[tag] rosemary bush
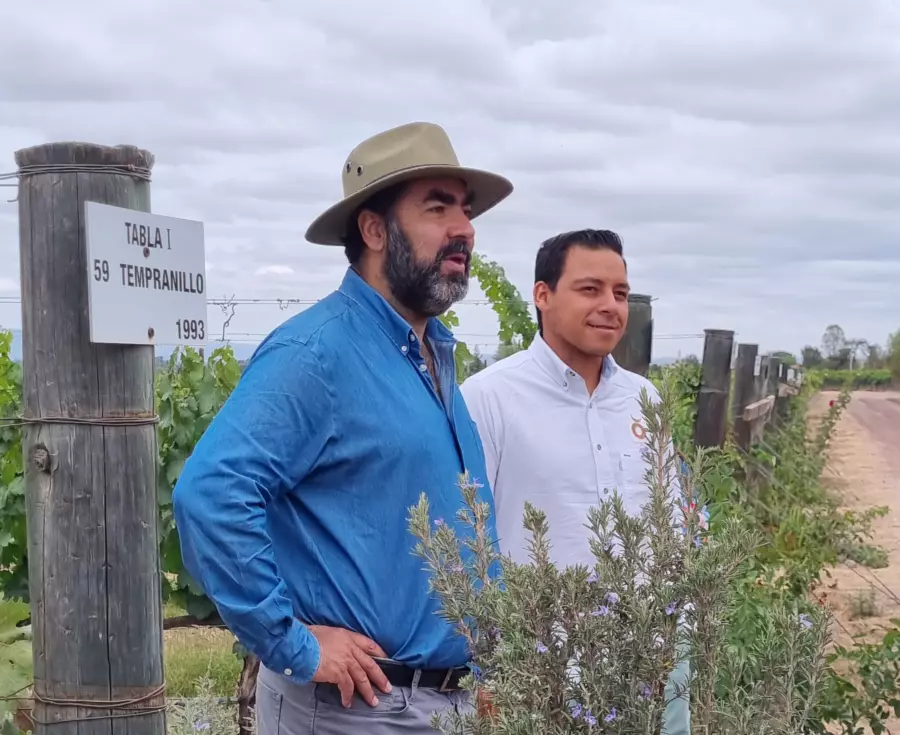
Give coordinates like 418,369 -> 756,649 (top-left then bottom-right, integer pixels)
409,376 -> 831,734
165,676 -> 239,734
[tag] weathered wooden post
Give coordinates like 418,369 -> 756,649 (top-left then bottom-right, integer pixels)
765,355 -> 781,428
611,293 -> 652,375
693,328 -> 735,448
731,343 -> 759,452
16,143 -> 170,734
754,354 -> 770,406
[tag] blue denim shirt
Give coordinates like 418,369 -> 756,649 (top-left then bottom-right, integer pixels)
172,267 -> 495,684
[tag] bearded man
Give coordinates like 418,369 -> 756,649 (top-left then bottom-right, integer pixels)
172,122 -> 513,735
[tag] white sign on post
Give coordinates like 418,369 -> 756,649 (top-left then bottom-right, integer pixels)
753,355 -> 762,377
84,201 -> 207,346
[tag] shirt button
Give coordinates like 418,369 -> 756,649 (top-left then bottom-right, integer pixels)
284,668 -> 292,676
596,444 -> 602,451
401,345 -> 408,354
419,364 -> 427,372
409,334 -> 417,342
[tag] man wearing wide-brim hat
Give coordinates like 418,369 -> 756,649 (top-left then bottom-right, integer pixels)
173,122 -> 513,734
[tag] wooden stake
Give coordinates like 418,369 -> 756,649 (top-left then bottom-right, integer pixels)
16,142 -> 165,735
611,293 -> 653,375
693,328 -> 735,448
731,343 -> 759,452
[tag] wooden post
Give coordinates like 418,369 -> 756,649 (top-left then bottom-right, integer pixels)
773,362 -> 791,426
16,143 -> 165,734
764,355 -> 780,428
693,328 -> 735,448
611,293 -> 652,375
731,343 -> 759,452
754,355 -> 770,407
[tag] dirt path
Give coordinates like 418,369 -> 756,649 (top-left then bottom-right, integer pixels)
812,390 -> 900,648
812,390 -> 900,733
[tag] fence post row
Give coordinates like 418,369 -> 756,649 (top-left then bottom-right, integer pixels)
16,142 -> 166,734
692,333 -> 803,455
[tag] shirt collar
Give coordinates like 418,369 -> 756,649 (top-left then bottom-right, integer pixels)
338,267 -> 456,349
527,332 -> 618,390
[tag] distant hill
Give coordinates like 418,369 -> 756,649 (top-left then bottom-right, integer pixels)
3,328 -> 259,364
4,327 -> 682,369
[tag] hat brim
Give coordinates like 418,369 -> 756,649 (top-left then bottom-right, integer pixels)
304,164 -> 514,246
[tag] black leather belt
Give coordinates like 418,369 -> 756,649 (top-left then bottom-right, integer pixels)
375,659 -> 468,692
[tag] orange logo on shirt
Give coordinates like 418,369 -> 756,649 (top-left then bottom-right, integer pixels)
631,419 -> 646,440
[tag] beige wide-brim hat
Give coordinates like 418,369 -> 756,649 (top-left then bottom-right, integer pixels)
305,122 -> 514,246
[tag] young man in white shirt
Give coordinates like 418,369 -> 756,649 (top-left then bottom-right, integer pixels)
460,229 -> 690,734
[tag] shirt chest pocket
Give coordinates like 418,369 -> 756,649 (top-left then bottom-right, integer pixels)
609,436 -> 653,508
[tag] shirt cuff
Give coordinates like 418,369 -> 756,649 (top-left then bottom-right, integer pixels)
265,620 -> 322,684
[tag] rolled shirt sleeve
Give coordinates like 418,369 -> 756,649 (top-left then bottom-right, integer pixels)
172,338 -> 333,683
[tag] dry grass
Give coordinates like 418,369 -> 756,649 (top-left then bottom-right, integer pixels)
164,602 -> 242,698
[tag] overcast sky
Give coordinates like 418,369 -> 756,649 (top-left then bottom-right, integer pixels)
1,0 -> 898,360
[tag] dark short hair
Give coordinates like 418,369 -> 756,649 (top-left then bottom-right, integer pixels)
341,182 -> 410,265
534,229 -> 626,332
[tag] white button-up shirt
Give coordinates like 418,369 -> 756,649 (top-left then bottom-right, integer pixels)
460,334 -> 662,568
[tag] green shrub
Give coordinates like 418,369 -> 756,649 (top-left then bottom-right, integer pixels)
812,369 -> 892,390
409,377 -> 831,734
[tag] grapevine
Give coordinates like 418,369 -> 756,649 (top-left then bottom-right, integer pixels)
156,345 -> 242,619
0,332 -> 26,603
470,253 -> 537,350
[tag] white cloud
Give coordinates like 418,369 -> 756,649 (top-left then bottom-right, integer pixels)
254,265 -> 295,277
1,0 -> 898,359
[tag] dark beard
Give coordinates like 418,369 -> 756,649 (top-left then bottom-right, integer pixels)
382,217 -> 470,318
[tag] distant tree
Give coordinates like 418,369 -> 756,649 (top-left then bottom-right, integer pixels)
822,324 -> 846,358
825,348 -> 852,371
801,346 -> 824,368
679,354 -> 700,367
844,338 -> 869,370
888,331 -> 900,383
459,347 -> 488,381
493,343 -> 523,361
771,351 -> 798,366
866,343 -> 886,370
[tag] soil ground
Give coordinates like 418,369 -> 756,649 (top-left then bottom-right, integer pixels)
810,390 -> 900,733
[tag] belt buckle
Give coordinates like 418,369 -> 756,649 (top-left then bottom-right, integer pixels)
439,668 -> 455,693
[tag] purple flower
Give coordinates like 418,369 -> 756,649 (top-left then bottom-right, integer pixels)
584,711 -> 598,725
665,601 -> 678,616
798,613 -> 813,630
434,518 -> 445,527
604,707 -> 618,722
591,606 -> 610,617
587,570 -> 600,584
639,683 -> 652,699
605,591 -> 620,605
570,702 -> 583,719
536,641 -> 549,654
193,723 -> 210,732
468,663 -> 484,681
450,563 -> 464,573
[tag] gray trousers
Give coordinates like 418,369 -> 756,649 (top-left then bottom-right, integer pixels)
256,664 -> 473,734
